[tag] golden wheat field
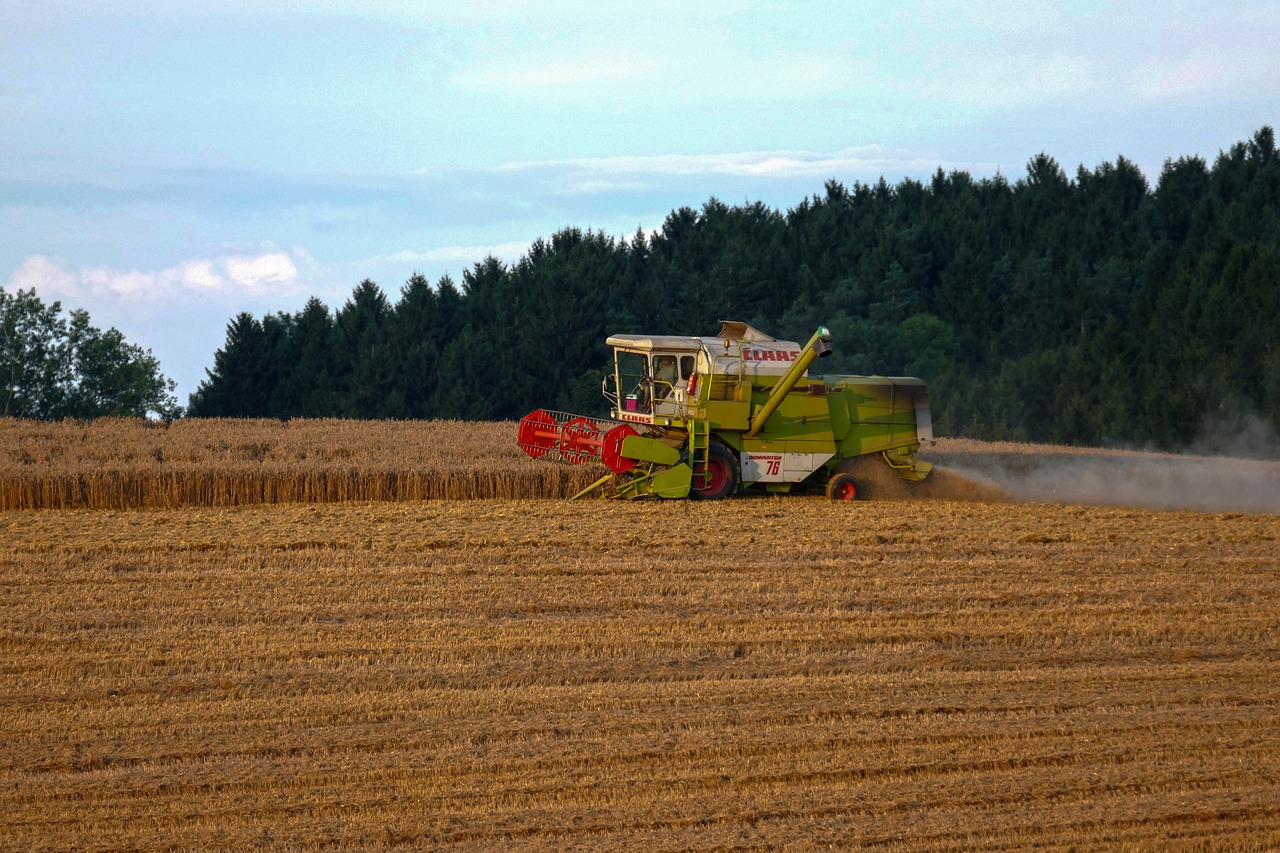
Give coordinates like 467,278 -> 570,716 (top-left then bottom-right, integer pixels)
0,418 -> 603,509
2,418 -> 1279,849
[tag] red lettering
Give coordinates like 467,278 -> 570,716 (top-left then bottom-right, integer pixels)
743,348 -> 806,362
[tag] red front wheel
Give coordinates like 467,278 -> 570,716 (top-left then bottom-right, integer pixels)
691,443 -> 740,500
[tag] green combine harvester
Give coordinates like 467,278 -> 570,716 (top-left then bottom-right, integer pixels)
516,321 -> 934,499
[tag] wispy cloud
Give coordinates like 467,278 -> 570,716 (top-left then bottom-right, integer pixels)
7,250 -> 304,304
493,146 -> 982,184
362,241 -> 534,269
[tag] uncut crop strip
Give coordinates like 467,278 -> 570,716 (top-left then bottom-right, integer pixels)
2,499 -> 1278,849
5,418 -> 1279,511
0,418 -> 606,509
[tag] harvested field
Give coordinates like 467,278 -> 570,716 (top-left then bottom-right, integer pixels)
3,498 -> 1279,849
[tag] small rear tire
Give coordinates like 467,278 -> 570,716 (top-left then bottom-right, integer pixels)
826,472 -> 859,501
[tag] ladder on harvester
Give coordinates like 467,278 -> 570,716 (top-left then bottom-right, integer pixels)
686,416 -> 711,495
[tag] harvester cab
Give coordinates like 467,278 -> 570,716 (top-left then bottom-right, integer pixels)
517,321 -> 934,500
608,346 -> 699,420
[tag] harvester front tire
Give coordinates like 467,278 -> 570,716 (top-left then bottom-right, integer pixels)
826,472 -> 859,501
691,443 -> 740,500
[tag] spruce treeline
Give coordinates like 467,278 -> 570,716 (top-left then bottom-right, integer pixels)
189,128 -> 1280,450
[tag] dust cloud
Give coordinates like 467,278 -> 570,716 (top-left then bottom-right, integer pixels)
923,440 -> 1280,514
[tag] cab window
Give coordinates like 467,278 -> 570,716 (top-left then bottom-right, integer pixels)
616,351 -> 650,412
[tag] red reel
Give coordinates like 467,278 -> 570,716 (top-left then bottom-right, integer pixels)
516,409 -> 560,458
559,416 -> 602,464
600,424 -> 640,473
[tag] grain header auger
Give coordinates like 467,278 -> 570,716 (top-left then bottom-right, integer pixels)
516,321 -> 934,500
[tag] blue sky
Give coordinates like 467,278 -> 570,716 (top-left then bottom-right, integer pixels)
3,1 -> 1278,403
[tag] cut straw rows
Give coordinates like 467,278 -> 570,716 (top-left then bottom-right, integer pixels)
2,501 -> 1278,849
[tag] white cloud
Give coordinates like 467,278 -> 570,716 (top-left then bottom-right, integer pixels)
363,241 -> 533,268
80,266 -> 155,299
6,250 -> 303,304
178,259 -> 224,292
557,179 -> 653,196
4,254 -> 80,300
225,253 -> 298,291
494,146 -> 977,182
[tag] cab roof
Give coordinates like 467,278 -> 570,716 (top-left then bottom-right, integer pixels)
605,334 -> 704,353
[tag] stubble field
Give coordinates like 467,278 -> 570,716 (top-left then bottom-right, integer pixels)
2,419 -> 1279,849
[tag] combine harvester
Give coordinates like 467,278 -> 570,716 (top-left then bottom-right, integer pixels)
516,322 -> 934,500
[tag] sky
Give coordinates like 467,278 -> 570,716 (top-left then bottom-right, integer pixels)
3,1 -> 1278,405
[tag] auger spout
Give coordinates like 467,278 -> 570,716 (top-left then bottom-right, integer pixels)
744,326 -> 832,438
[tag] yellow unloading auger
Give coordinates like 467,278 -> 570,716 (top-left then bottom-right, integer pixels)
516,321 -> 933,500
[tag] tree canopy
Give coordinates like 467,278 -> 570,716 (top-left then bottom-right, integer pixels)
190,128 -> 1280,453
1,289 -> 179,420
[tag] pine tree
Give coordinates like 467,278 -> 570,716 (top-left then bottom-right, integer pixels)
336,280 -> 398,418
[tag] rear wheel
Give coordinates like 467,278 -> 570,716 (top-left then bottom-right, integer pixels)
691,443 -> 740,500
826,472 -> 859,501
